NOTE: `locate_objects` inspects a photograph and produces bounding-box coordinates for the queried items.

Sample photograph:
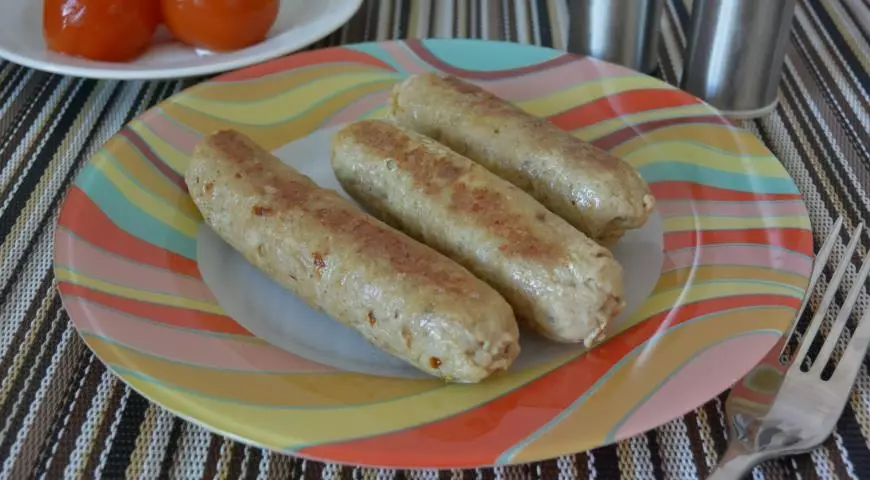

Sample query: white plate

[0,0,363,80]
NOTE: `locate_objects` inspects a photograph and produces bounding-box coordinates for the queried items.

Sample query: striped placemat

[1,1,868,478]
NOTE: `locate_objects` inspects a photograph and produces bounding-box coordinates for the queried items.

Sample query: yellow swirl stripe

[655,266,808,291]
[186,64,390,103]
[517,76,670,118]
[629,280,803,325]
[174,73,398,125]
[612,124,773,157]
[158,80,396,150]
[56,268,223,315]
[621,141,790,177]
[85,336,443,408]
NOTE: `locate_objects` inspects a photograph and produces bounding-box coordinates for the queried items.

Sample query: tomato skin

[161,0,279,52]
[43,0,162,62]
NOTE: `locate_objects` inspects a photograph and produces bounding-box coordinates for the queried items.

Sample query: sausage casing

[388,72,656,246]
[332,120,626,345]
[186,129,520,383]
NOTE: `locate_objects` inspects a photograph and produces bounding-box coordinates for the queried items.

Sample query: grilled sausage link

[388,72,656,246]
[186,129,520,383]
[332,120,626,345]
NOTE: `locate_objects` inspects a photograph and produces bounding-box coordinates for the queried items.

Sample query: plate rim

[52,37,815,468]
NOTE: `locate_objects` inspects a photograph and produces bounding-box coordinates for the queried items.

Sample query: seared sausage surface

[332,120,626,345]
[186,129,520,382]
[389,72,656,246]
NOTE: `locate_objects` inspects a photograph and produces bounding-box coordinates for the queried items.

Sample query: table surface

[1,0,869,478]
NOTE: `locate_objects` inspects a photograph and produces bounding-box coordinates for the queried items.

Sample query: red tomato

[43,0,162,62]
[161,0,279,52]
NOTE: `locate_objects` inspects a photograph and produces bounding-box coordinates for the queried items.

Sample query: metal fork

[708,217,870,479]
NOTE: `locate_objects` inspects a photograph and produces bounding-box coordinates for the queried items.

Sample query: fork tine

[811,247,870,376]
[792,222,864,370]
[780,217,844,357]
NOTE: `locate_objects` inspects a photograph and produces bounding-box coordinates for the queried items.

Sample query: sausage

[332,120,626,345]
[388,72,656,246]
[185,129,520,383]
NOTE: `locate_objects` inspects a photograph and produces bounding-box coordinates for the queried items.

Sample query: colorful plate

[54,39,814,468]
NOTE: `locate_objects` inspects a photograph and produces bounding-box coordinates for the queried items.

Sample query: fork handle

[707,443,763,479]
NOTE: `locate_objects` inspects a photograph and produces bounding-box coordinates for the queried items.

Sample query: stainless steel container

[566,0,665,74]
[681,0,797,119]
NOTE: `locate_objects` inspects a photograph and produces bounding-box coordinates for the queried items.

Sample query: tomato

[161,0,279,52]
[43,0,162,62]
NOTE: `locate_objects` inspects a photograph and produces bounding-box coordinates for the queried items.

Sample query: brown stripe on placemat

[504,0,518,44]
[243,445,263,480]
[478,465,496,480]
[0,302,72,477]
[537,459,561,479]
[841,0,870,46]
[694,401,718,473]
[0,74,64,210]
[436,467,453,480]
[775,74,856,224]
[29,346,91,478]
[591,445,621,479]
[801,1,870,105]
[573,451,590,480]
[305,458,325,480]
[826,433,858,480]
[683,410,710,478]
[0,286,62,452]
[166,422,211,478]
[533,0,552,47]
[644,430,666,480]
[99,391,151,478]
[0,299,67,472]
[7,320,85,479]
[0,68,32,125]
[0,62,23,97]
[546,0,565,49]
[781,67,870,230]
[794,453,823,480]
[616,440,636,478]
[658,0,684,85]
[703,395,729,464]
[792,17,870,166]
[0,273,55,401]
[0,78,93,247]
[53,355,116,478]
[156,417,183,480]
[0,71,50,141]
[837,404,870,479]
[815,0,870,77]
[264,451,292,479]
[225,440,246,479]
[200,434,224,480]
[126,404,162,479]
